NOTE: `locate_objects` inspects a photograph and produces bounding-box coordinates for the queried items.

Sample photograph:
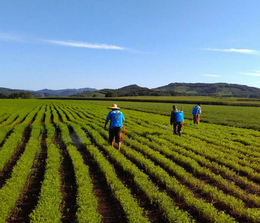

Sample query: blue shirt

[106,110,125,129]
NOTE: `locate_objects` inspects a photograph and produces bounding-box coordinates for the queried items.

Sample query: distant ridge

[35,88,97,97]
[0,87,97,97]
[1,83,260,98]
[155,83,260,98]
[92,83,260,98]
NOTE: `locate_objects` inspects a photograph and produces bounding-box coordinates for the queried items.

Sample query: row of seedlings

[127,116,260,193]
[128,118,260,192]
[131,114,260,205]
[64,104,238,221]
[126,110,259,222]
[146,133,260,195]
[0,106,42,172]
[0,105,45,223]
[129,108,260,173]
[126,112,260,191]
[0,113,10,124]
[159,131,260,185]
[51,104,101,223]
[0,100,40,128]
[53,104,149,223]
[29,103,63,222]
[184,120,260,148]
[183,131,260,174]
[124,114,260,222]
[80,115,237,223]
[122,129,260,222]
[131,129,260,205]
[0,106,35,145]
[59,102,260,221]
[58,104,196,223]
[0,112,20,128]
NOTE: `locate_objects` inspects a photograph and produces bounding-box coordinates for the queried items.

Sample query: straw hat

[108,104,121,110]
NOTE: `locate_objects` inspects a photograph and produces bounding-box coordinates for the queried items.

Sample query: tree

[0,92,6,98]
[105,91,118,97]
[8,91,33,99]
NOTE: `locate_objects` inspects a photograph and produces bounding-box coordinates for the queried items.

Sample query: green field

[98,95,260,106]
[87,100,260,130]
[0,99,260,222]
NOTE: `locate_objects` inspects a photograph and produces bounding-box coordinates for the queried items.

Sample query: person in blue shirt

[192,103,202,124]
[170,105,184,137]
[104,104,125,150]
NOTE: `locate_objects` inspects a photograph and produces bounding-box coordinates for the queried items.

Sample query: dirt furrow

[102,149,169,223]
[0,114,10,125]
[153,137,260,195]
[0,129,14,148]
[54,124,77,223]
[7,127,47,222]
[68,125,128,223]
[0,113,31,148]
[0,124,32,190]
[120,146,209,223]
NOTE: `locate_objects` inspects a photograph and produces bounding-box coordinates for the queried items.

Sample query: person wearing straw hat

[104,104,125,150]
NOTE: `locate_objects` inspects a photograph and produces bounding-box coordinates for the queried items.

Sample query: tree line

[0,91,34,99]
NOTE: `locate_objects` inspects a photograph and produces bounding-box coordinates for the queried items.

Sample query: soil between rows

[6,124,47,222]
[0,124,32,190]
[68,125,128,223]
[54,124,78,223]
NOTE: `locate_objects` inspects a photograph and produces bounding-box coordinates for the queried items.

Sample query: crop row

[124,119,260,193]
[0,106,34,145]
[57,103,239,222]
[29,104,62,222]
[56,104,195,222]
[53,104,153,222]
[83,99,260,130]
[0,100,259,222]
[67,102,260,176]
[126,129,260,204]
[0,106,42,172]
[59,102,260,222]
[119,107,260,180]
[119,107,258,193]
[0,105,45,223]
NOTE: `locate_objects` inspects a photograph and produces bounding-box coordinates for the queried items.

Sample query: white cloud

[201,74,220,77]
[0,34,146,53]
[0,32,23,41]
[204,48,260,55]
[43,39,125,50]
[243,70,260,76]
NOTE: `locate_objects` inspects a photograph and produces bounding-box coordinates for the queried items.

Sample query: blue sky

[1,1,260,90]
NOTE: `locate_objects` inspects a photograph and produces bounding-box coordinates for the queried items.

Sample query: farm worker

[192,103,202,124]
[170,105,184,137]
[104,104,125,151]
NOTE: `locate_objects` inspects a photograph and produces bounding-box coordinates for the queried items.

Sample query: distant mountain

[0,87,30,95]
[155,83,260,98]
[98,84,157,97]
[0,87,97,97]
[34,88,97,97]
[1,83,260,98]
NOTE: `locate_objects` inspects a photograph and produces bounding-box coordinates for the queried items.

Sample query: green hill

[155,83,260,98]
[2,83,260,98]
[0,87,97,98]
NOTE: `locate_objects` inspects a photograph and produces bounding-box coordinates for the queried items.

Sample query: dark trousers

[109,127,121,143]
[173,122,182,136]
[193,115,200,124]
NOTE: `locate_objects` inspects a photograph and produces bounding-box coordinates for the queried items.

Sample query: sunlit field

[0,99,260,222]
